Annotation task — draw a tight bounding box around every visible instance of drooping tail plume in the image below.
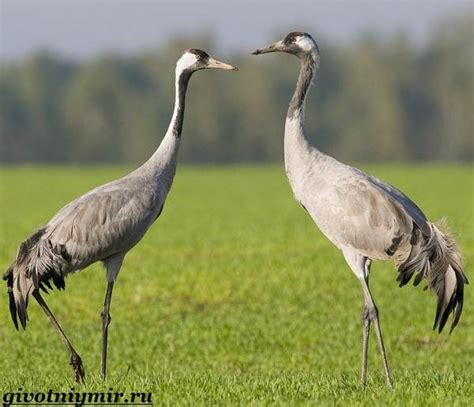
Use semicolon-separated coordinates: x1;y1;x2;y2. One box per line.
3;264;18;330
3;227;66;330
396;221;468;333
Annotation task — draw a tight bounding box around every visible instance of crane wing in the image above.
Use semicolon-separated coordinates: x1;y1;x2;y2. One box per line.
363;172;430;236
320;170;430;259
46;183;158;266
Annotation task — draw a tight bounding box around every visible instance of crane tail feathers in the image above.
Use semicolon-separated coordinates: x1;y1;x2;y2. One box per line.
9;290;19;330
4;259;35;330
3;227;68;330
396;221;468;334
3;265;19;330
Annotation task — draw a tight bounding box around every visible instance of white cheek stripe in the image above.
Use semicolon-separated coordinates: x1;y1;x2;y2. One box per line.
176;53;198;73
296;37;314;52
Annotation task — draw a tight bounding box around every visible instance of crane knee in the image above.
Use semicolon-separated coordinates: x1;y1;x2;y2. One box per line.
361;305;378;323
100;310;111;328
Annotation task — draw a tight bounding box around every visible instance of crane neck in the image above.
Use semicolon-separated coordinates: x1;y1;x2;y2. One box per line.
140;68;191;187
167;69;191;138
284;50;322;180
287;51;319;121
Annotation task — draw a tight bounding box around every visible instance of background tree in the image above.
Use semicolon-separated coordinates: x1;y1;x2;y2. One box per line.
1;16;472;164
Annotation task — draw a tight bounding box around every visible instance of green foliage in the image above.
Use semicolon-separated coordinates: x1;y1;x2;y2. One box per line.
1;16;473;164
0;165;473;405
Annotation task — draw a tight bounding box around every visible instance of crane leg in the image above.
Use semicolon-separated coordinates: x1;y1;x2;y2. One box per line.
101;281;114;380
360;308;370;389
359;278;393;390
32;290;85;384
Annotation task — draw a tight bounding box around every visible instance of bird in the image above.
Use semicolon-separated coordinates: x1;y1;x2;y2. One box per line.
3;49;237;383
252;32;468;389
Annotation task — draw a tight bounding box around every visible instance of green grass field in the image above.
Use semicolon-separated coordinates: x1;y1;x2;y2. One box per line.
0;165;473;406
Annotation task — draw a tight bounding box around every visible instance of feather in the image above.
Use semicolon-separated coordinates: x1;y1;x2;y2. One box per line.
395;221;468;333
4;228;72;329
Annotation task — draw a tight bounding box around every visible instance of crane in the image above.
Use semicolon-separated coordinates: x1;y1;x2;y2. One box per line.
3;49;237;383
252;32;467;389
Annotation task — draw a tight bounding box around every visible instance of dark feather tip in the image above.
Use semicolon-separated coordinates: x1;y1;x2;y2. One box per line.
8;292;19;330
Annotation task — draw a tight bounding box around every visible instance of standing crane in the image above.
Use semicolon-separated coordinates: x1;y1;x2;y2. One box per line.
252;32;467;389
3;49;237;383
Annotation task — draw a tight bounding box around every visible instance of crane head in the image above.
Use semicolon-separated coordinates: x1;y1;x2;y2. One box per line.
252;32;319;58
176;49;238;74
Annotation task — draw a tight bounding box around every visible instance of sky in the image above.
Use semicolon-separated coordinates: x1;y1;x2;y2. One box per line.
1;0;472;61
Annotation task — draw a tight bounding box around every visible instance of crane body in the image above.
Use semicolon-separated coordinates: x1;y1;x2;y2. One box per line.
4;49;237;383
253;32;467;389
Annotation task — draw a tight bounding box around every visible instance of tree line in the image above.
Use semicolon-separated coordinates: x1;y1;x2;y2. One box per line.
1;16;472;164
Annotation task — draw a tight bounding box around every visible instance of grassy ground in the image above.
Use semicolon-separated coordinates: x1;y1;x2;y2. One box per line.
0;165;473;406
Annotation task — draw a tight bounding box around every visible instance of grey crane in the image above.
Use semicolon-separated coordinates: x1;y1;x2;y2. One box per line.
3;49;237;383
252;32;468;389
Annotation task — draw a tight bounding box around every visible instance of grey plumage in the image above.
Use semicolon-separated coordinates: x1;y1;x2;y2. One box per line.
395;221;466;333
3;49;237;382
253;32;468;389
5;175;161;328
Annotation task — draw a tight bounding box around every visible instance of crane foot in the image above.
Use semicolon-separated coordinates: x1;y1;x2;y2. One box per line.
70;352;86;384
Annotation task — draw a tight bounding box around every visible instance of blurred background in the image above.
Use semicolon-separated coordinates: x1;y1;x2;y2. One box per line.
1;0;473;164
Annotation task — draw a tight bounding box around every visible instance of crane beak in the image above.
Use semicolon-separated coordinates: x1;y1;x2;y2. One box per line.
206;57;238;71
251;40;283;55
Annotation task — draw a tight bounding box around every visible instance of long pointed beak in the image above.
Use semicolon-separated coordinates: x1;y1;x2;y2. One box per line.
206;57;238;71
251;40;283;55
